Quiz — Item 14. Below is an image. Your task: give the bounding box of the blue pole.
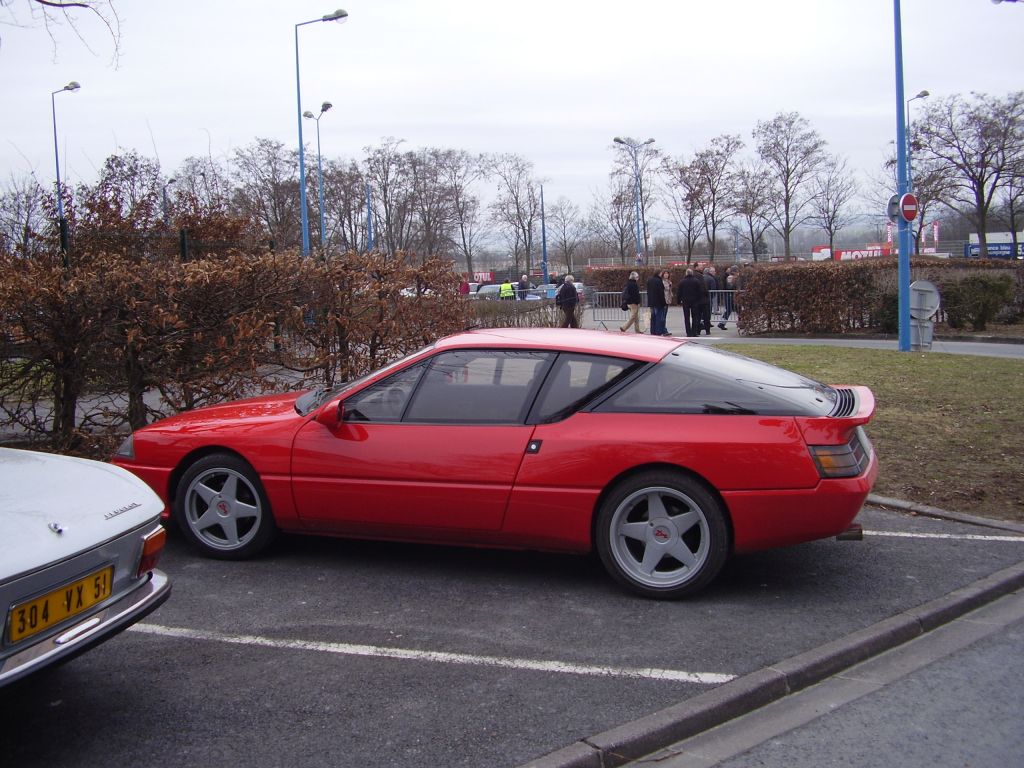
[540,184,549,285]
[893,0,911,351]
[295,21,311,257]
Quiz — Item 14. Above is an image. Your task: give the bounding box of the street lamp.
[303,101,332,250]
[51,80,80,263]
[613,136,655,264]
[295,9,347,257]
[906,89,928,191]
[162,177,177,226]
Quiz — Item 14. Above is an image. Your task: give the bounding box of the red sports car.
[112,328,877,598]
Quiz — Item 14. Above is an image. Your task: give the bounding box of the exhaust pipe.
[836,523,863,541]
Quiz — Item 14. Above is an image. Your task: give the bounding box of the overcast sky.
[2,0,1021,223]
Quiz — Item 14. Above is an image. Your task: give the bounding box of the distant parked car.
[112,328,877,599]
[573,282,595,305]
[474,284,502,300]
[0,448,171,687]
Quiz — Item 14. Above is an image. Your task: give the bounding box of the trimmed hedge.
[582,258,1023,335]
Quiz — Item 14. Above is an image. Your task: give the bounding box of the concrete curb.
[516,559,1024,768]
[867,494,1024,534]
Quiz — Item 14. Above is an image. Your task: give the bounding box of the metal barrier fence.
[590,290,738,327]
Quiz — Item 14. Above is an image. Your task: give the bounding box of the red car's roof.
[433,328,683,362]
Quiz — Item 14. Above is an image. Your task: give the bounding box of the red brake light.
[137,526,167,577]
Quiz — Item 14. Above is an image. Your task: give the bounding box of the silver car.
[0,448,171,687]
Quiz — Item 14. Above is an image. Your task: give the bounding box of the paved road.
[2,507,1023,768]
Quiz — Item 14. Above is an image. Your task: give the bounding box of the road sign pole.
[893,0,912,352]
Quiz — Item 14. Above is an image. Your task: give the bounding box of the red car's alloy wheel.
[596,470,729,599]
[175,454,277,560]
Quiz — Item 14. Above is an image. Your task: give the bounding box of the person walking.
[702,266,718,335]
[660,271,674,335]
[645,271,667,335]
[555,275,580,328]
[519,274,532,300]
[620,271,642,333]
[676,268,704,337]
[499,279,515,300]
[719,265,738,329]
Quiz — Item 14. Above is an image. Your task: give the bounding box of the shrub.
[938,273,1014,331]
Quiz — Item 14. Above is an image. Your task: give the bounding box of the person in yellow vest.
[499,280,515,300]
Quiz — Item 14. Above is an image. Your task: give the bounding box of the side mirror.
[316,401,344,428]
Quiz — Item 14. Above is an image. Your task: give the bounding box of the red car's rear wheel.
[596,470,729,599]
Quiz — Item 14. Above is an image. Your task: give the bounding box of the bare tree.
[364,137,416,256]
[231,138,300,250]
[993,149,1023,258]
[660,157,703,261]
[610,140,659,256]
[486,153,540,276]
[689,134,744,261]
[2,0,122,61]
[810,155,858,255]
[321,158,369,253]
[753,111,828,258]
[437,149,486,277]
[0,173,47,257]
[546,196,585,274]
[732,159,773,262]
[407,147,456,264]
[589,175,636,265]
[916,91,1024,258]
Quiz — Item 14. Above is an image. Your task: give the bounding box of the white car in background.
[0,447,171,687]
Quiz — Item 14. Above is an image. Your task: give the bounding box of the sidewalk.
[582,306,1024,360]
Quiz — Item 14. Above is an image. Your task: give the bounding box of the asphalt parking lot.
[3,506,1023,768]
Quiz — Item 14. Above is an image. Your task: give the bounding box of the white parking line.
[129,623,735,684]
[869,530,1024,543]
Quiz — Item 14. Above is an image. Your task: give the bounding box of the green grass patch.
[729,344,1024,523]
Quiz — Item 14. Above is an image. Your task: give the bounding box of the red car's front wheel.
[175,454,277,559]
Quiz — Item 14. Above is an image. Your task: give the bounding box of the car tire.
[595,470,729,599]
[174,453,277,560]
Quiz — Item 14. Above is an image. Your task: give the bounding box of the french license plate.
[7,566,114,644]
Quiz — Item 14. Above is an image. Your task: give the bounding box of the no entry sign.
[899,193,919,222]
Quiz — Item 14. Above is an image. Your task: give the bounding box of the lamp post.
[51,80,80,264]
[905,89,928,191]
[613,136,655,264]
[303,101,332,250]
[295,9,347,257]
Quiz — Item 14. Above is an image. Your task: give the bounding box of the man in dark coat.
[645,272,666,335]
[676,269,704,337]
[620,271,643,333]
[555,275,580,328]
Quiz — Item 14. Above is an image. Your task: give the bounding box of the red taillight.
[809,427,873,479]
[137,526,166,577]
